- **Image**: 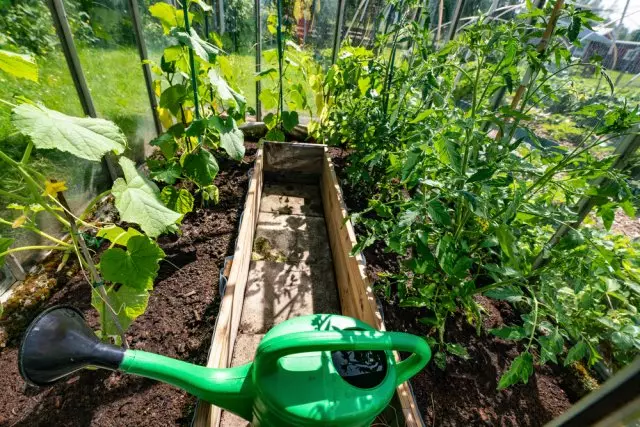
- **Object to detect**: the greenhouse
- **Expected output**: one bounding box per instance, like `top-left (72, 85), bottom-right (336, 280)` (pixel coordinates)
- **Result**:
top-left (0, 0), bottom-right (639, 425)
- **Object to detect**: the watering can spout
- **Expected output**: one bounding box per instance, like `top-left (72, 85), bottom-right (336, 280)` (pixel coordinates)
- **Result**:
top-left (119, 350), bottom-right (254, 420)
top-left (18, 306), bottom-right (254, 421)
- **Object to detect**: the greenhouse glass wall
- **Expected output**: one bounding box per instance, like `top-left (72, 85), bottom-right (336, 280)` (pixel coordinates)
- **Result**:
top-left (0, 0), bottom-right (638, 425)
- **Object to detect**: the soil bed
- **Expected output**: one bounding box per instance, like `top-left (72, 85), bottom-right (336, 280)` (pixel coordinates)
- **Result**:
top-left (328, 147), bottom-right (590, 427)
top-left (0, 145), bottom-right (257, 427)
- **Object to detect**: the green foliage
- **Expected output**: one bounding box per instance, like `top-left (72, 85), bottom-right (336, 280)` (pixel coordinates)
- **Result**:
top-left (145, 1), bottom-right (245, 202)
top-left (0, 1), bottom-right (59, 55)
top-left (257, 15), bottom-right (324, 137)
top-left (0, 50), bottom-right (38, 82)
top-left (92, 281), bottom-right (150, 337)
top-left (0, 11), bottom-right (181, 345)
top-left (314, 0), bottom-right (640, 387)
top-left (112, 157), bottom-right (181, 238)
top-left (11, 103), bottom-right (127, 162)
top-left (0, 237), bottom-right (14, 267)
top-left (97, 226), bottom-right (142, 247)
top-left (498, 352), bottom-right (534, 389)
top-left (100, 235), bottom-right (165, 291)
top-left (160, 186), bottom-right (194, 216)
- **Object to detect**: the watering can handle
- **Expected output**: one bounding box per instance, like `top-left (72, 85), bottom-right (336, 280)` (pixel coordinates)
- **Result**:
top-left (255, 330), bottom-right (431, 386)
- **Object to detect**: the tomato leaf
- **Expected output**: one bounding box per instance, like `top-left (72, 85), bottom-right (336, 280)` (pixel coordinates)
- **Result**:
top-left (490, 326), bottom-right (526, 340)
top-left (539, 329), bottom-right (564, 364)
top-left (564, 341), bottom-right (588, 366)
top-left (498, 352), bottom-right (533, 389)
top-left (434, 137), bottom-right (461, 173)
top-left (427, 199), bottom-right (451, 226)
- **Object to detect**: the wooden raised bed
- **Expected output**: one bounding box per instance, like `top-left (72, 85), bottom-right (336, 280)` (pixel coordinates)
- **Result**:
top-left (194, 141), bottom-right (424, 427)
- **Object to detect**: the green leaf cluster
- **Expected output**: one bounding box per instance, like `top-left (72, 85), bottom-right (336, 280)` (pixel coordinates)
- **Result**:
top-left (314, 0), bottom-right (640, 387)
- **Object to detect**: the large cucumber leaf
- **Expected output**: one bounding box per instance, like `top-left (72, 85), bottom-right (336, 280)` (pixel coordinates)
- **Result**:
top-left (149, 2), bottom-right (190, 34)
top-left (97, 225), bottom-right (143, 247)
top-left (208, 68), bottom-right (246, 114)
top-left (111, 157), bottom-right (181, 237)
top-left (100, 235), bottom-right (165, 290)
top-left (172, 28), bottom-right (220, 63)
top-left (160, 186), bottom-right (194, 215)
top-left (11, 103), bottom-right (126, 162)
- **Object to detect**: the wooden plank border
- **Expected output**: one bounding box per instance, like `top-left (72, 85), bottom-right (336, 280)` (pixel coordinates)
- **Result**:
top-left (321, 147), bottom-right (425, 427)
top-left (193, 146), bottom-right (264, 427)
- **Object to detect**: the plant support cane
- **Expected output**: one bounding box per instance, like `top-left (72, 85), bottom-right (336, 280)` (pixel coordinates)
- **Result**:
top-left (495, 0), bottom-right (564, 140)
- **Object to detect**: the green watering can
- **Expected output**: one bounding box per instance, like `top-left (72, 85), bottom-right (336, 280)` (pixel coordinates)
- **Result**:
top-left (19, 306), bottom-right (431, 426)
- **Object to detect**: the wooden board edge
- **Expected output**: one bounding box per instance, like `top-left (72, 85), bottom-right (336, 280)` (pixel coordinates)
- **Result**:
top-left (192, 148), bottom-right (264, 427)
top-left (321, 148), bottom-right (425, 427)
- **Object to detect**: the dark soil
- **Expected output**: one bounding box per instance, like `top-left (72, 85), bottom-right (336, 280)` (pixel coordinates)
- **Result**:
top-left (0, 145), bottom-right (257, 427)
top-left (328, 147), bottom-right (586, 427)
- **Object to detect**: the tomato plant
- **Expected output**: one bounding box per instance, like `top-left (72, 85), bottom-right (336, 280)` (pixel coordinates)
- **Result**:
top-left (314, 0), bottom-right (640, 387)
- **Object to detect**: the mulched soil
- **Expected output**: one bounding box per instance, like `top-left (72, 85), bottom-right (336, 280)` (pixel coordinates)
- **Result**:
top-left (328, 147), bottom-right (590, 427)
top-left (0, 145), bottom-right (257, 427)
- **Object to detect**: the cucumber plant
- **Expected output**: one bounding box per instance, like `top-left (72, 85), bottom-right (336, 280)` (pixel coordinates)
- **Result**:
top-left (145, 1), bottom-right (246, 205)
top-left (255, 3), bottom-right (324, 141)
top-left (314, 0), bottom-right (640, 387)
top-left (0, 49), bottom-right (179, 345)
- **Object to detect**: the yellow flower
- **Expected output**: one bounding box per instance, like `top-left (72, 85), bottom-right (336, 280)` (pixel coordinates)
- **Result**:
top-left (43, 180), bottom-right (67, 197)
top-left (477, 217), bottom-right (489, 232)
top-left (157, 107), bottom-right (173, 129)
top-left (153, 79), bottom-right (162, 97)
top-left (12, 215), bottom-right (27, 228)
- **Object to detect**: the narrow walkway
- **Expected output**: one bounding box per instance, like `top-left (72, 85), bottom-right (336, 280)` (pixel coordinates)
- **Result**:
top-left (220, 180), bottom-right (340, 426)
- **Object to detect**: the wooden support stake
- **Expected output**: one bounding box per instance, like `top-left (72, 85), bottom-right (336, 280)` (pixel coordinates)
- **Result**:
top-left (495, 0), bottom-right (564, 139)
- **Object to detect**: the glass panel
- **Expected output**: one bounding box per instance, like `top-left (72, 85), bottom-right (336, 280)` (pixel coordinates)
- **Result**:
top-left (0, 0), bottom-right (110, 268)
top-left (343, 0), bottom-right (385, 49)
top-left (221, 0), bottom-right (259, 116)
top-left (63, 0), bottom-right (157, 162)
top-left (257, 0), bottom-right (334, 125)
top-left (141, 0), bottom-right (171, 66)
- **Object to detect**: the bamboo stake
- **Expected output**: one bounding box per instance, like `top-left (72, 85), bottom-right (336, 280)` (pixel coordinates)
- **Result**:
top-left (495, 0), bottom-right (564, 140)
top-left (436, 0), bottom-right (444, 43)
top-left (511, 0), bottom-right (563, 111)
top-left (531, 131), bottom-right (640, 270)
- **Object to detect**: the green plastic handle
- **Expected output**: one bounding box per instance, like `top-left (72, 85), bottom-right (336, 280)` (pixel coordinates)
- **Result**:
top-left (255, 330), bottom-right (431, 386)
